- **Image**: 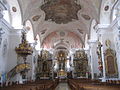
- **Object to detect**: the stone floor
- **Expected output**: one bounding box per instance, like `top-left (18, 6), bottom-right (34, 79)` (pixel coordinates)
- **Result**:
top-left (55, 83), bottom-right (71, 90)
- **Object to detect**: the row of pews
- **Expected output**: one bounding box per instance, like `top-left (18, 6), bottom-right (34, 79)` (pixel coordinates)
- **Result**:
top-left (68, 78), bottom-right (120, 90)
top-left (0, 79), bottom-right (59, 90)
top-left (106, 80), bottom-right (120, 85)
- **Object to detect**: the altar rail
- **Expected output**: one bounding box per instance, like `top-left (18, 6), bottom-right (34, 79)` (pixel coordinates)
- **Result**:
top-left (0, 79), bottom-right (59, 90)
top-left (68, 79), bottom-right (120, 90)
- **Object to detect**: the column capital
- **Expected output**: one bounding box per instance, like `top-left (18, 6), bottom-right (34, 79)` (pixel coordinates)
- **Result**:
top-left (95, 24), bottom-right (110, 30)
top-left (94, 24), bottom-right (110, 34)
top-left (9, 29), bottom-right (22, 36)
top-left (88, 40), bottom-right (97, 44)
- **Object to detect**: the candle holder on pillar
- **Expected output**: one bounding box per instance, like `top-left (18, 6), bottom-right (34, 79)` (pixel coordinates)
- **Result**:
top-left (15, 31), bottom-right (33, 79)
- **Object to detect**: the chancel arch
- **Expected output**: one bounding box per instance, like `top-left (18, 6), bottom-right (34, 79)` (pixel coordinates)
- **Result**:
top-left (41, 31), bottom-right (83, 49)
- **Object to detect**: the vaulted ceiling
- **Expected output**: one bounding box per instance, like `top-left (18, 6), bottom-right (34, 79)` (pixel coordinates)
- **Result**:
top-left (17, 0), bottom-right (102, 50)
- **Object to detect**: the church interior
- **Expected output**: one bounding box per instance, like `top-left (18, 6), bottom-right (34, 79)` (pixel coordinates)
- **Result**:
top-left (1, 0), bottom-right (120, 90)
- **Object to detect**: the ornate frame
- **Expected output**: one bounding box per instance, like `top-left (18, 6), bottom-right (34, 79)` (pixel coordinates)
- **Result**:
top-left (104, 48), bottom-right (118, 78)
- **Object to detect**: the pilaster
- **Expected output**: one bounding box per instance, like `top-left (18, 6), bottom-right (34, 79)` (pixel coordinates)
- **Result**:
top-left (88, 40), bottom-right (98, 79)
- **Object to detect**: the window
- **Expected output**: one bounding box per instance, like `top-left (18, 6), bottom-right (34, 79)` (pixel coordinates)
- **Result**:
top-left (3, 10), bottom-right (10, 24)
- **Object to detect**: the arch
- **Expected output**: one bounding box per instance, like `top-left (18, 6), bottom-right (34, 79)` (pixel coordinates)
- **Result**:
top-left (25, 20), bottom-right (34, 43)
top-left (89, 19), bottom-right (98, 41)
top-left (6, 0), bottom-right (22, 29)
top-left (100, 0), bottom-right (116, 24)
top-left (111, 0), bottom-right (119, 21)
top-left (54, 43), bottom-right (70, 51)
top-left (41, 31), bottom-right (83, 49)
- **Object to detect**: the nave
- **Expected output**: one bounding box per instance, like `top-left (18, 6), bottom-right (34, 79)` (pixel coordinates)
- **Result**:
top-left (1, 0), bottom-right (120, 90)
top-left (1, 78), bottom-right (120, 90)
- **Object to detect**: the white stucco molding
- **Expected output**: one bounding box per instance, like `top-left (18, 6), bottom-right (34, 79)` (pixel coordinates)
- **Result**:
top-left (88, 40), bottom-right (97, 49)
top-left (95, 24), bottom-right (110, 30)
top-left (9, 29), bottom-right (21, 36)
top-left (109, 16), bottom-right (120, 28)
top-left (1, 18), bottom-right (22, 35)
top-left (94, 24), bottom-right (110, 34)
top-left (88, 39), bottom-right (97, 43)
top-left (84, 47), bottom-right (89, 51)
top-left (117, 16), bottom-right (120, 26)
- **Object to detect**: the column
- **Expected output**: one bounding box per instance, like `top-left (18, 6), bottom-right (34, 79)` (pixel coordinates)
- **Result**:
top-left (88, 40), bottom-right (98, 79)
top-left (70, 54), bottom-right (74, 78)
top-left (84, 49), bottom-right (90, 78)
top-left (98, 34), bottom-right (106, 82)
top-left (96, 24), bottom-right (109, 81)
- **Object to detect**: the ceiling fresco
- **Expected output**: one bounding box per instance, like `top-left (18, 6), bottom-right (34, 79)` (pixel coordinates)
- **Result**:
top-left (16, 0), bottom-right (101, 49)
top-left (42, 31), bottom-right (82, 49)
top-left (41, 0), bottom-right (81, 24)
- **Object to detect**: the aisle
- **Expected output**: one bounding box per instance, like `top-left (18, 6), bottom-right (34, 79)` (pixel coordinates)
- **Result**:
top-left (55, 83), bottom-right (71, 90)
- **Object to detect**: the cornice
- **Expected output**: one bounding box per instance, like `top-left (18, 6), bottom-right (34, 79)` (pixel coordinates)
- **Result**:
top-left (1, 18), bottom-right (22, 35)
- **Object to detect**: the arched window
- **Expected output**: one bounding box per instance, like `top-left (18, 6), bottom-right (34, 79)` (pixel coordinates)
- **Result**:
top-left (2, 0), bottom-right (11, 24)
top-left (3, 10), bottom-right (10, 24)
top-left (25, 20), bottom-right (34, 43)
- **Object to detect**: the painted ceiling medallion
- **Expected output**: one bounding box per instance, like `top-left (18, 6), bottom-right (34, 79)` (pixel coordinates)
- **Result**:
top-left (32, 15), bottom-right (41, 21)
top-left (81, 14), bottom-right (91, 20)
top-left (104, 5), bottom-right (109, 11)
top-left (41, 0), bottom-right (81, 24)
top-left (41, 29), bottom-right (47, 35)
top-left (12, 7), bottom-right (17, 12)
top-left (60, 31), bottom-right (65, 37)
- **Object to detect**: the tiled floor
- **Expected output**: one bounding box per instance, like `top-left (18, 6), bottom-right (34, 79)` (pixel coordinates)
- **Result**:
top-left (55, 83), bottom-right (71, 90)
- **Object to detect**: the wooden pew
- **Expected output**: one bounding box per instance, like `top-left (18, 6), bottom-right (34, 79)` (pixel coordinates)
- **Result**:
top-left (68, 79), bottom-right (120, 90)
top-left (0, 79), bottom-right (59, 90)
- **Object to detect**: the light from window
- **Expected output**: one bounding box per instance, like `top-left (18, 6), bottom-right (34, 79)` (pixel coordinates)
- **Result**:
top-left (3, 10), bottom-right (10, 24)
